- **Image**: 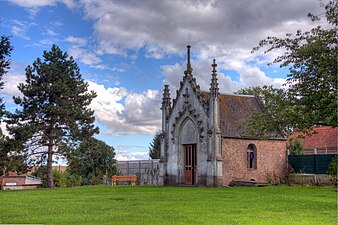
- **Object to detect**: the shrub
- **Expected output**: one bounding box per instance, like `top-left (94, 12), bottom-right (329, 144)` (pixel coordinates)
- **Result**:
top-left (328, 156), bottom-right (337, 185)
top-left (287, 137), bottom-right (304, 155)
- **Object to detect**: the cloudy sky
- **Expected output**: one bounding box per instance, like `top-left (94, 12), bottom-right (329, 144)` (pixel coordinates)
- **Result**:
top-left (0, 0), bottom-right (325, 160)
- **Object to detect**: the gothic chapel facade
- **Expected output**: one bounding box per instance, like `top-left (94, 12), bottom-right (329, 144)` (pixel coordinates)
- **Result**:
top-left (159, 46), bottom-right (286, 186)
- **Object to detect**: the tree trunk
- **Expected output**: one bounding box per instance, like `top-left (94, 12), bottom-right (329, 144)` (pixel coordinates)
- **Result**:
top-left (47, 138), bottom-right (54, 188)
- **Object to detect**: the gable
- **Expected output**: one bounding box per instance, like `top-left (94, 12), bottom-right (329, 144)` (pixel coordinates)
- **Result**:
top-left (168, 78), bottom-right (209, 143)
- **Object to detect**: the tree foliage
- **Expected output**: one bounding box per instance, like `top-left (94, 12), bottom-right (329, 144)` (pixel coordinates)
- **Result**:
top-left (0, 36), bottom-right (26, 176)
top-left (149, 131), bottom-right (162, 159)
top-left (67, 137), bottom-right (116, 185)
top-left (7, 44), bottom-right (99, 187)
top-left (235, 85), bottom-right (292, 137)
top-left (328, 156), bottom-right (337, 184)
top-left (287, 137), bottom-right (304, 155)
top-left (0, 134), bottom-right (27, 176)
top-left (0, 35), bottom-right (13, 118)
top-left (252, 1), bottom-right (337, 131)
top-left (32, 167), bottom-right (82, 188)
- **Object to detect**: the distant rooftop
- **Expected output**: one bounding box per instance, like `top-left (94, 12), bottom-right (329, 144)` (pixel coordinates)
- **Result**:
top-left (290, 126), bottom-right (338, 151)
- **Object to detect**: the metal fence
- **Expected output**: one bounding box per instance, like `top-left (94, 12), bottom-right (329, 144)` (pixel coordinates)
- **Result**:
top-left (288, 154), bottom-right (337, 174)
top-left (116, 159), bottom-right (160, 185)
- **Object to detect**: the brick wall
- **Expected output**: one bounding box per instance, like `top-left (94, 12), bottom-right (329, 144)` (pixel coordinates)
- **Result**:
top-left (222, 138), bottom-right (287, 185)
top-left (2, 176), bottom-right (26, 186)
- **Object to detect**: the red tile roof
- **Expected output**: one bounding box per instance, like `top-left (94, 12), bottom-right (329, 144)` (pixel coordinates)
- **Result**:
top-left (290, 126), bottom-right (338, 150)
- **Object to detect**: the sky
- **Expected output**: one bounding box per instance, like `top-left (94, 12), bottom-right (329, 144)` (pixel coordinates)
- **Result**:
top-left (0, 0), bottom-right (326, 161)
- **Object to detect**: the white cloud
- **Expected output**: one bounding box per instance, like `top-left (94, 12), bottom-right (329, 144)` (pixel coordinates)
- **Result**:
top-left (65, 36), bottom-right (88, 46)
top-left (120, 89), bottom-right (161, 133)
top-left (114, 144), bottom-right (149, 160)
top-left (115, 150), bottom-right (149, 161)
top-left (46, 29), bottom-right (58, 36)
top-left (10, 0), bottom-right (58, 7)
top-left (10, 20), bottom-right (35, 40)
top-left (65, 36), bottom-right (109, 69)
top-left (10, 0), bottom-right (75, 8)
top-left (162, 56), bottom-right (287, 96)
top-left (2, 72), bottom-right (25, 99)
top-left (68, 46), bottom-right (101, 65)
top-left (63, 0), bottom-right (76, 9)
top-left (76, 0), bottom-right (324, 94)
top-left (87, 81), bottom-right (161, 135)
top-left (78, 0), bottom-right (323, 58)
top-left (11, 26), bottom-right (29, 40)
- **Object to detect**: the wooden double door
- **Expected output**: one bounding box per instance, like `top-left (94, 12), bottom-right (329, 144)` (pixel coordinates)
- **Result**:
top-left (184, 144), bottom-right (197, 185)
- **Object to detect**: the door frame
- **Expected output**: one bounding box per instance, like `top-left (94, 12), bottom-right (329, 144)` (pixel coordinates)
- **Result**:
top-left (184, 144), bottom-right (197, 185)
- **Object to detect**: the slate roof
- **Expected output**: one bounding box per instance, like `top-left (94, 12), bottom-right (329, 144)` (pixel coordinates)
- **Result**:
top-left (202, 92), bottom-right (285, 139)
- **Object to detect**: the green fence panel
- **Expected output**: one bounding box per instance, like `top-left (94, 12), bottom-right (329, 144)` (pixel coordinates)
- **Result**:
top-left (315, 155), bottom-right (336, 174)
top-left (288, 154), bottom-right (337, 174)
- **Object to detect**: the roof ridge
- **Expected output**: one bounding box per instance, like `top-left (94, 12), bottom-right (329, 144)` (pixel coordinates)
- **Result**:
top-left (200, 90), bottom-right (255, 98)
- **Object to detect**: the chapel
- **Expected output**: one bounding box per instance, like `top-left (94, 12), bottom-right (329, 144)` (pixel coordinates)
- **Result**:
top-left (159, 46), bottom-right (287, 186)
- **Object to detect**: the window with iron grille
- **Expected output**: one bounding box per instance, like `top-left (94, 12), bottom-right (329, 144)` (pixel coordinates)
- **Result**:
top-left (247, 144), bottom-right (257, 169)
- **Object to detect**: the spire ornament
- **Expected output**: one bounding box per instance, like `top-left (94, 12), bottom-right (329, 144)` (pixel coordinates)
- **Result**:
top-left (184, 45), bottom-right (193, 76)
top-left (161, 84), bottom-right (171, 109)
top-left (210, 59), bottom-right (219, 97)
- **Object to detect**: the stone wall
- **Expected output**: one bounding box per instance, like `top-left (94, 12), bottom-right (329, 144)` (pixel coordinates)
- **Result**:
top-left (221, 138), bottom-right (287, 185)
top-left (288, 174), bottom-right (333, 186)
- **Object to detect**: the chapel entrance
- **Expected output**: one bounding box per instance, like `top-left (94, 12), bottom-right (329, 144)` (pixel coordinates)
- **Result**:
top-left (184, 144), bottom-right (197, 185)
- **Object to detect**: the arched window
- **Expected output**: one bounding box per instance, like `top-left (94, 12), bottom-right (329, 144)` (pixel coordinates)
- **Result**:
top-left (247, 144), bottom-right (257, 169)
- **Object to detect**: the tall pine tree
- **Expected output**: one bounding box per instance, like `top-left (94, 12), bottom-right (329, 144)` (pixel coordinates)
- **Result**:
top-left (7, 45), bottom-right (99, 188)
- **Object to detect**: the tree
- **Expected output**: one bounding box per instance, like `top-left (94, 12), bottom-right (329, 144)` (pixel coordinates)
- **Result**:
top-left (66, 137), bottom-right (116, 185)
top-left (0, 134), bottom-right (27, 176)
top-left (148, 131), bottom-right (162, 159)
top-left (235, 85), bottom-right (293, 136)
top-left (252, 1), bottom-right (337, 131)
top-left (287, 137), bottom-right (304, 155)
top-left (0, 36), bottom-right (26, 176)
top-left (7, 44), bottom-right (99, 188)
top-left (0, 35), bottom-right (13, 118)
top-left (31, 167), bottom-right (65, 188)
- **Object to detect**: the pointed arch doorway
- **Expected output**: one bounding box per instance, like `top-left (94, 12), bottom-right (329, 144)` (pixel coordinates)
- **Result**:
top-left (180, 118), bottom-right (198, 185)
top-left (184, 144), bottom-right (197, 185)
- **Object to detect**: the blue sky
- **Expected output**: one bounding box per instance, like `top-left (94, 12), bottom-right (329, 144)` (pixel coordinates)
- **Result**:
top-left (0, 0), bottom-right (324, 161)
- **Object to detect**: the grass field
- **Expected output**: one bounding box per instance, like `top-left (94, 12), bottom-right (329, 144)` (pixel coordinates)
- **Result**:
top-left (0, 185), bottom-right (336, 224)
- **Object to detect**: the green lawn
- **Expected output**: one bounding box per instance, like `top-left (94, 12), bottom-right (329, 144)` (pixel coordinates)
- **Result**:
top-left (0, 185), bottom-right (336, 224)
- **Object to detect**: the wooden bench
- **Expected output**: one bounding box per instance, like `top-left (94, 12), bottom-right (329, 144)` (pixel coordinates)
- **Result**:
top-left (112, 176), bottom-right (137, 186)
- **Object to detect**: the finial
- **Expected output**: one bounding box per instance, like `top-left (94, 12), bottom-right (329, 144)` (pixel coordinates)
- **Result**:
top-left (184, 45), bottom-right (193, 76)
top-left (187, 45), bottom-right (191, 66)
top-left (161, 84), bottom-right (171, 109)
top-left (210, 59), bottom-right (219, 97)
top-left (212, 59), bottom-right (217, 73)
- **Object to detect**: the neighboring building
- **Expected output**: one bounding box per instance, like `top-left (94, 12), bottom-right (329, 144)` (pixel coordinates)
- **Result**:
top-left (159, 46), bottom-right (287, 186)
top-left (290, 126), bottom-right (337, 155)
top-left (0, 171), bottom-right (42, 190)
